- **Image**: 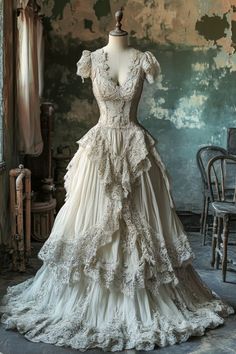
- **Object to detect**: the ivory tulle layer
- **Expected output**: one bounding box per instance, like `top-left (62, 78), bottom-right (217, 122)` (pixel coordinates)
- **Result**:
top-left (0, 125), bottom-right (234, 351)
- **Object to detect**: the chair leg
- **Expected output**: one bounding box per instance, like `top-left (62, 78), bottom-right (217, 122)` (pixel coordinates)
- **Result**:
top-left (200, 194), bottom-right (206, 245)
top-left (203, 196), bottom-right (209, 246)
top-left (211, 215), bottom-right (217, 267)
top-left (222, 215), bottom-right (229, 282)
top-left (200, 192), bottom-right (206, 235)
top-left (216, 217), bottom-right (222, 270)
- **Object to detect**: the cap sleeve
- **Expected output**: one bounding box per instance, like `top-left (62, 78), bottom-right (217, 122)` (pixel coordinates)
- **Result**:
top-left (142, 51), bottom-right (161, 83)
top-left (76, 50), bottom-right (91, 82)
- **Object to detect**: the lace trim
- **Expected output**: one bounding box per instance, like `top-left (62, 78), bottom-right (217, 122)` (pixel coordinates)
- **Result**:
top-left (141, 51), bottom-right (161, 83)
top-left (38, 194), bottom-right (195, 297)
top-left (76, 48), bottom-right (160, 87)
top-left (62, 123), bottom-right (182, 289)
top-left (76, 50), bottom-right (91, 82)
top-left (1, 270), bottom-right (233, 352)
top-left (91, 48), bottom-right (144, 101)
top-left (73, 124), bottom-right (175, 209)
top-left (60, 123), bottom-right (190, 294)
top-left (1, 306), bottom-right (231, 352)
top-left (64, 124), bottom-right (155, 203)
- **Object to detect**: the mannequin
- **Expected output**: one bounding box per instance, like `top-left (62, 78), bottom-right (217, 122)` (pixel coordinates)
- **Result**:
top-left (102, 8), bottom-right (131, 86)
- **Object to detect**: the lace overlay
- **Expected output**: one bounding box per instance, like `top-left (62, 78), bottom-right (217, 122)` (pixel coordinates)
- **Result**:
top-left (1, 264), bottom-right (233, 351)
top-left (38, 195), bottom-right (195, 297)
top-left (1, 46), bottom-right (234, 352)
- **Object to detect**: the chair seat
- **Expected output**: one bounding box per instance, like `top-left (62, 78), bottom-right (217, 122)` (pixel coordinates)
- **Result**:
top-left (211, 201), bottom-right (236, 215)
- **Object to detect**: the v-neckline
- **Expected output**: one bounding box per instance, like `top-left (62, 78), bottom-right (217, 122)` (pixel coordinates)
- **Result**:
top-left (100, 47), bottom-right (135, 89)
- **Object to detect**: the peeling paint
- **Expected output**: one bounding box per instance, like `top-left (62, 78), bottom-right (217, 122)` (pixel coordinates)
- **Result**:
top-left (37, 0), bottom-right (205, 45)
top-left (93, 0), bottom-right (111, 20)
top-left (192, 62), bottom-right (209, 71)
top-left (148, 94), bottom-right (206, 129)
top-left (51, 0), bottom-right (69, 20)
top-left (38, 0), bottom-right (236, 72)
top-left (39, 0), bottom-right (236, 50)
top-left (231, 20), bottom-right (236, 44)
top-left (196, 14), bottom-right (229, 42)
top-left (156, 74), bottom-right (169, 91)
top-left (84, 19), bottom-right (94, 33)
top-left (213, 49), bottom-right (236, 71)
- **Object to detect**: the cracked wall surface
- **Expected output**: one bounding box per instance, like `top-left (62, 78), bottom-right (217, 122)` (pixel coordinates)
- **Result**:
top-left (40, 0), bottom-right (236, 211)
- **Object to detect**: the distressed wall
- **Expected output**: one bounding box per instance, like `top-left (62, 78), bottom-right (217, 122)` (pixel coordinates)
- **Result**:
top-left (40, 0), bottom-right (236, 211)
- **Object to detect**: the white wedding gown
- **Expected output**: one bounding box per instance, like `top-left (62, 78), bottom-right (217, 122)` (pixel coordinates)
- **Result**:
top-left (0, 47), bottom-right (234, 351)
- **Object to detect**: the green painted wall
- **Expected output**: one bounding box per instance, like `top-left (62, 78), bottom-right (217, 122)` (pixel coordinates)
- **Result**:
top-left (139, 46), bottom-right (236, 210)
top-left (41, 0), bottom-right (236, 212)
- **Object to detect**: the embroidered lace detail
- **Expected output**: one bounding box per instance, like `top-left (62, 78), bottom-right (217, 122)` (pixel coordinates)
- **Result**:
top-left (38, 201), bottom-right (191, 296)
top-left (40, 162), bottom-right (194, 297)
top-left (141, 51), bottom-right (161, 83)
top-left (91, 48), bottom-right (144, 101)
top-left (76, 50), bottom-right (91, 82)
top-left (1, 265), bottom-right (234, 352)
top-left (65, 123), bottom-right (175, 209)
top-left (76, 48), bottom-right (160, 101)
top-left (76, 124), bottom-right (155, 201)
top-left (58, 121), bottom-right (191, 295)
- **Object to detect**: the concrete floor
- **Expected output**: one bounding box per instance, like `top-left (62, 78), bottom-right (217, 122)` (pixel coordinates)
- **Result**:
top-left (0, 233), bottom-right (236, 354)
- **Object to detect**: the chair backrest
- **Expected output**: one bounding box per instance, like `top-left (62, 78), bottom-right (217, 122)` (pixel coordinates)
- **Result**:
top-left (207, 155), bottom-right (236, 202)
top-left (227, 128), bottom-right (236, 155)
top-left (196, 145), bottom-right (227, 188)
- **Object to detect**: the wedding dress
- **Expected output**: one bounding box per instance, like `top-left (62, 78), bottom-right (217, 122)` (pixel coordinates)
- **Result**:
top-left (0, 47), bottom-right (234, 351)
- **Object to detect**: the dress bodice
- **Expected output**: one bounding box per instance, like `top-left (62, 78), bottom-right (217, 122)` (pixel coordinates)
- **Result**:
top-left (76, 47), bottom-right (160, 128)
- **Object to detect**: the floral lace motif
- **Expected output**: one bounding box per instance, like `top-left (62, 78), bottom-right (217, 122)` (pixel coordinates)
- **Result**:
top-left (38, 203), bottom-right (187, 297)
top-left (76, 48), bottom-right (160, 87)
top-left (141, 51), bottom-right (161, 83)
top-left (40, 129), bottom-right (194, 295)
top-left (76, 49), bottom-right (91, 82)
top-left (76, 123), bottom-right (156, 200)
top-left (56, 98), bottom-right (193, 295)
top-left (1, 264), bottom-right (234, 352)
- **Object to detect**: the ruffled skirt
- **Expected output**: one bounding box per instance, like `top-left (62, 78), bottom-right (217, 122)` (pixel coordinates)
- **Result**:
top-left (0, 123), bottom-right (234, 351)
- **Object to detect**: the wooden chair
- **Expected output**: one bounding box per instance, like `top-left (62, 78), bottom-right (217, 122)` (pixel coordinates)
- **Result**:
top-left (207, 155), bottom-right (236, 281)
top-left (196, 146), bottom-right (227, 245)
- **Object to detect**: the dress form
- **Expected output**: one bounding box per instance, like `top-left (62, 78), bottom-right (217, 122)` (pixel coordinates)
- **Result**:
top-left (102, 8), bottom-right (130, 86)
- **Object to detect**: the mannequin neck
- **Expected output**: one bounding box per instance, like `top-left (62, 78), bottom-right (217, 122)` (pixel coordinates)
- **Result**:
top-left (105, 34), bottom-right (129, 52)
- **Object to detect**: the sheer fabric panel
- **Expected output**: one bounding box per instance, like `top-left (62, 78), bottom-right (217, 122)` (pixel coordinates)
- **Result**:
top-left (17, 4), bottom-right (44, 156)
